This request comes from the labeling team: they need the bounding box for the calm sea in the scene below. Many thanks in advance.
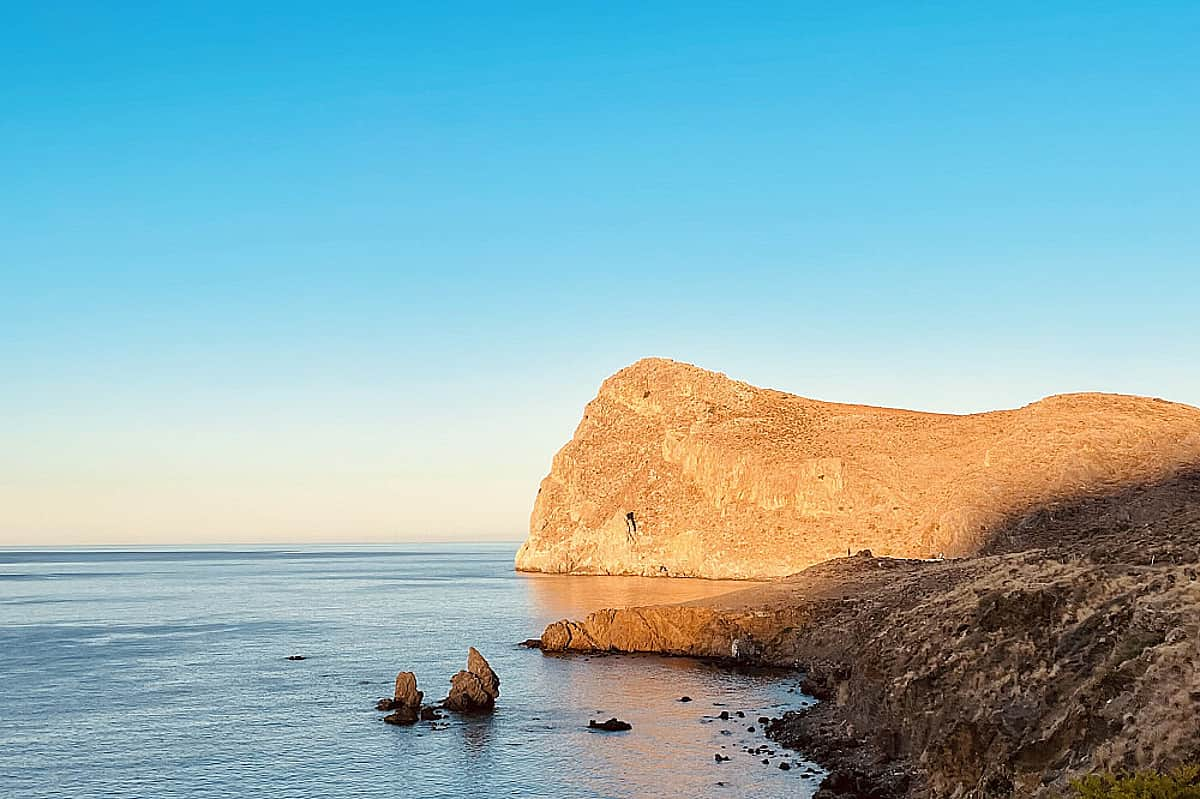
[0,544,819,798]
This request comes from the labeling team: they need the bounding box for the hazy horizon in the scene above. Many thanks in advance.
[4,3,1198,546]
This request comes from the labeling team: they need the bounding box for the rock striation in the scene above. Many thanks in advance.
[517,358,1200,579]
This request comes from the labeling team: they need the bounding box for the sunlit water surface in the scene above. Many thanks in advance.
[0,545,819,798]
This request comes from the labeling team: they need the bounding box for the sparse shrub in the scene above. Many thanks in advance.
[1070,765,1200,799]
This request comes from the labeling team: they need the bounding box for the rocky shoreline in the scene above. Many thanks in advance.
[532,472,1200,799]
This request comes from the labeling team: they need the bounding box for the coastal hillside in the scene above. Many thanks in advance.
[516,358,1200,579]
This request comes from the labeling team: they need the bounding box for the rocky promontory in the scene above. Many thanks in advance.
[523,358,1200,797]
[516,358,1200,579]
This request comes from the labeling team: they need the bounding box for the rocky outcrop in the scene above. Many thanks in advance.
[394,671,422,707]
[378,653,500,723]
[516,358,1200,579]
[380,671,424,725]
[443,647,500,712]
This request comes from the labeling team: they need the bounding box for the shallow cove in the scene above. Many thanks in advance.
[0,543,820,799]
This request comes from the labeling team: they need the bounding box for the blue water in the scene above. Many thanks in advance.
[0,544,819,798]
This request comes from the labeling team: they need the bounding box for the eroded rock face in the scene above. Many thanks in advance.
[516,357,1200,579]
[443,647,500,712]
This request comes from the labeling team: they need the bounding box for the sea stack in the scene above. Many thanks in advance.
[381,671,423,725]
[443,647,500,712]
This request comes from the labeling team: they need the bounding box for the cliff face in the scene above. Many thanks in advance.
[516,358,1200,579]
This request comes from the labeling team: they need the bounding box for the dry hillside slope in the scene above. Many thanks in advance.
[517,358,1200,579]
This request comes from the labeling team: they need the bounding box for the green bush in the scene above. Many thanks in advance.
[1071,766,1200,799]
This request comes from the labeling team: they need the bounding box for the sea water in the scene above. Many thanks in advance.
[0,544,819,798]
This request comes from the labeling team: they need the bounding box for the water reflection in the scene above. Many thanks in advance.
[519,573,758,627]
[508,573,820,798]
[517,653,819,798]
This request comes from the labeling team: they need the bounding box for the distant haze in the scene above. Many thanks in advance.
[2,3,1197,545]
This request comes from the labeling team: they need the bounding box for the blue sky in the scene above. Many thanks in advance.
[2,2,1198,544]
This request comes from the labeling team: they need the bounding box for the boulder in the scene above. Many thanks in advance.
[383,707,419,726]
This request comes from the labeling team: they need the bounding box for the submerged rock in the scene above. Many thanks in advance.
[443,647,500,712]
[588,717,632,732]
[383,708,419,726]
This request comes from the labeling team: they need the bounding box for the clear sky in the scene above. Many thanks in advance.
[2,2,1197,545]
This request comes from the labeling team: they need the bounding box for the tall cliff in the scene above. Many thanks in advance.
[515,358,1200,579]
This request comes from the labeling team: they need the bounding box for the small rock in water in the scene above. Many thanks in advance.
[518,638,543,649]
[715,754,730,763]
[778,762,791,771]
[419,707,444,721]
[588,717,632,732]
[443,647,500,712]
[758,716,770,724]
[383,708,419,726]
[718,711,730,720]
[678,696,693,702]
[286,655,306,661]
[762,759,770,765]
[393,672,423,708]
[735,711,745,718]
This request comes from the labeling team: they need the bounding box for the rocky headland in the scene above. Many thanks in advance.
[522,359,1200,797]
[517,358,1200,580]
